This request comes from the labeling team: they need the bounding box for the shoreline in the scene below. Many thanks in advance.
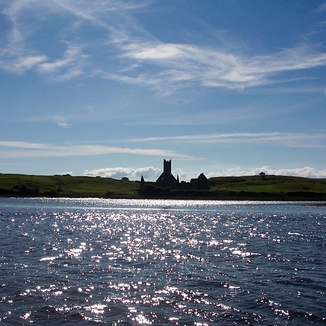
[1,173,326,202]
[1,194,326,203]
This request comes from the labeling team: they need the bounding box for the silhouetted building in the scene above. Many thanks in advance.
[140,159,210,191]
[191,173,210,190]
[156,160,179,188]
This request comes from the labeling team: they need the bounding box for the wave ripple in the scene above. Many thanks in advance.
[0,198,325,325]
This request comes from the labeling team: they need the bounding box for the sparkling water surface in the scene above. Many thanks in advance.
[0,198,325,325]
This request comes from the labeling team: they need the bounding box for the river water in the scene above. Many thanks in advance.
[0,198,325,325]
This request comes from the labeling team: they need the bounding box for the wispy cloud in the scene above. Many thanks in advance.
[317,2,326,12]
[55,117,72,128]
[1,0,326,91]
[7,55,47,73]
[38,44,87,79]
[0,140,191,159]
[116,41,326,90]
[127,132,326,148]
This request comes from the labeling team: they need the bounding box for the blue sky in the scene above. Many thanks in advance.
[1,0,326,181]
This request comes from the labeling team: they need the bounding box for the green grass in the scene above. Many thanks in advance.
[209,175,326,193]
[0,174,139,198]
[1,173,326,200]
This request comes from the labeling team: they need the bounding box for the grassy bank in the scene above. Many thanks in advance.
[208,175,326,201]
[0,174,139,198]
[0,173,326,200]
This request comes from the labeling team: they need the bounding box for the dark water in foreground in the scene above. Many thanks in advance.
[0,198,325,325]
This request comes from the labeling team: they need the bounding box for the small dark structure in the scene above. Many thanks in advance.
[156,160,179,188]
[140,159,210,191]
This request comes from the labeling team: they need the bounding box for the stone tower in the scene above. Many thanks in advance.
[155,159,179,188]
[163,159,171,175]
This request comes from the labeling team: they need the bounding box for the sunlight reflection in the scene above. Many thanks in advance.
[132,313,152,325]
[20,311,31,320]
[84,304,107,314]
[2,198,324,324]
[231,249,261,257]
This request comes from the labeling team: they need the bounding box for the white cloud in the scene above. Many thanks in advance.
[84,166,162,180]
[85,164,326,180]
[210,166,326,179]
[123,43,184,60]
[84,165,203,181]
[12,55,47,72]
[39,46,79,72]
[1,0,326,90]
[0,141,48,149]
[0,140,190,159]
[115,37,326,90]
[127,132,326,148]
[55,118,72,128]
[38,44,88,80]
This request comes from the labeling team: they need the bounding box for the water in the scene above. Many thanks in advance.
[0,198,325,325]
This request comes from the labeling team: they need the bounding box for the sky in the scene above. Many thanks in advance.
[1,0,326,181]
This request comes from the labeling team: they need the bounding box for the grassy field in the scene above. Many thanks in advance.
[208,175,326,200]
[0,174,140,198]
[1,173,326,200]
[209,175,326,193]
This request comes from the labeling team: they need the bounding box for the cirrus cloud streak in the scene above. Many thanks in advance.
[0,141,190,159]
[127,132,326,148]
[1,0,326,91]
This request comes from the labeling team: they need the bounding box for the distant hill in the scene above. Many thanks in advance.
[0,173,326,200]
